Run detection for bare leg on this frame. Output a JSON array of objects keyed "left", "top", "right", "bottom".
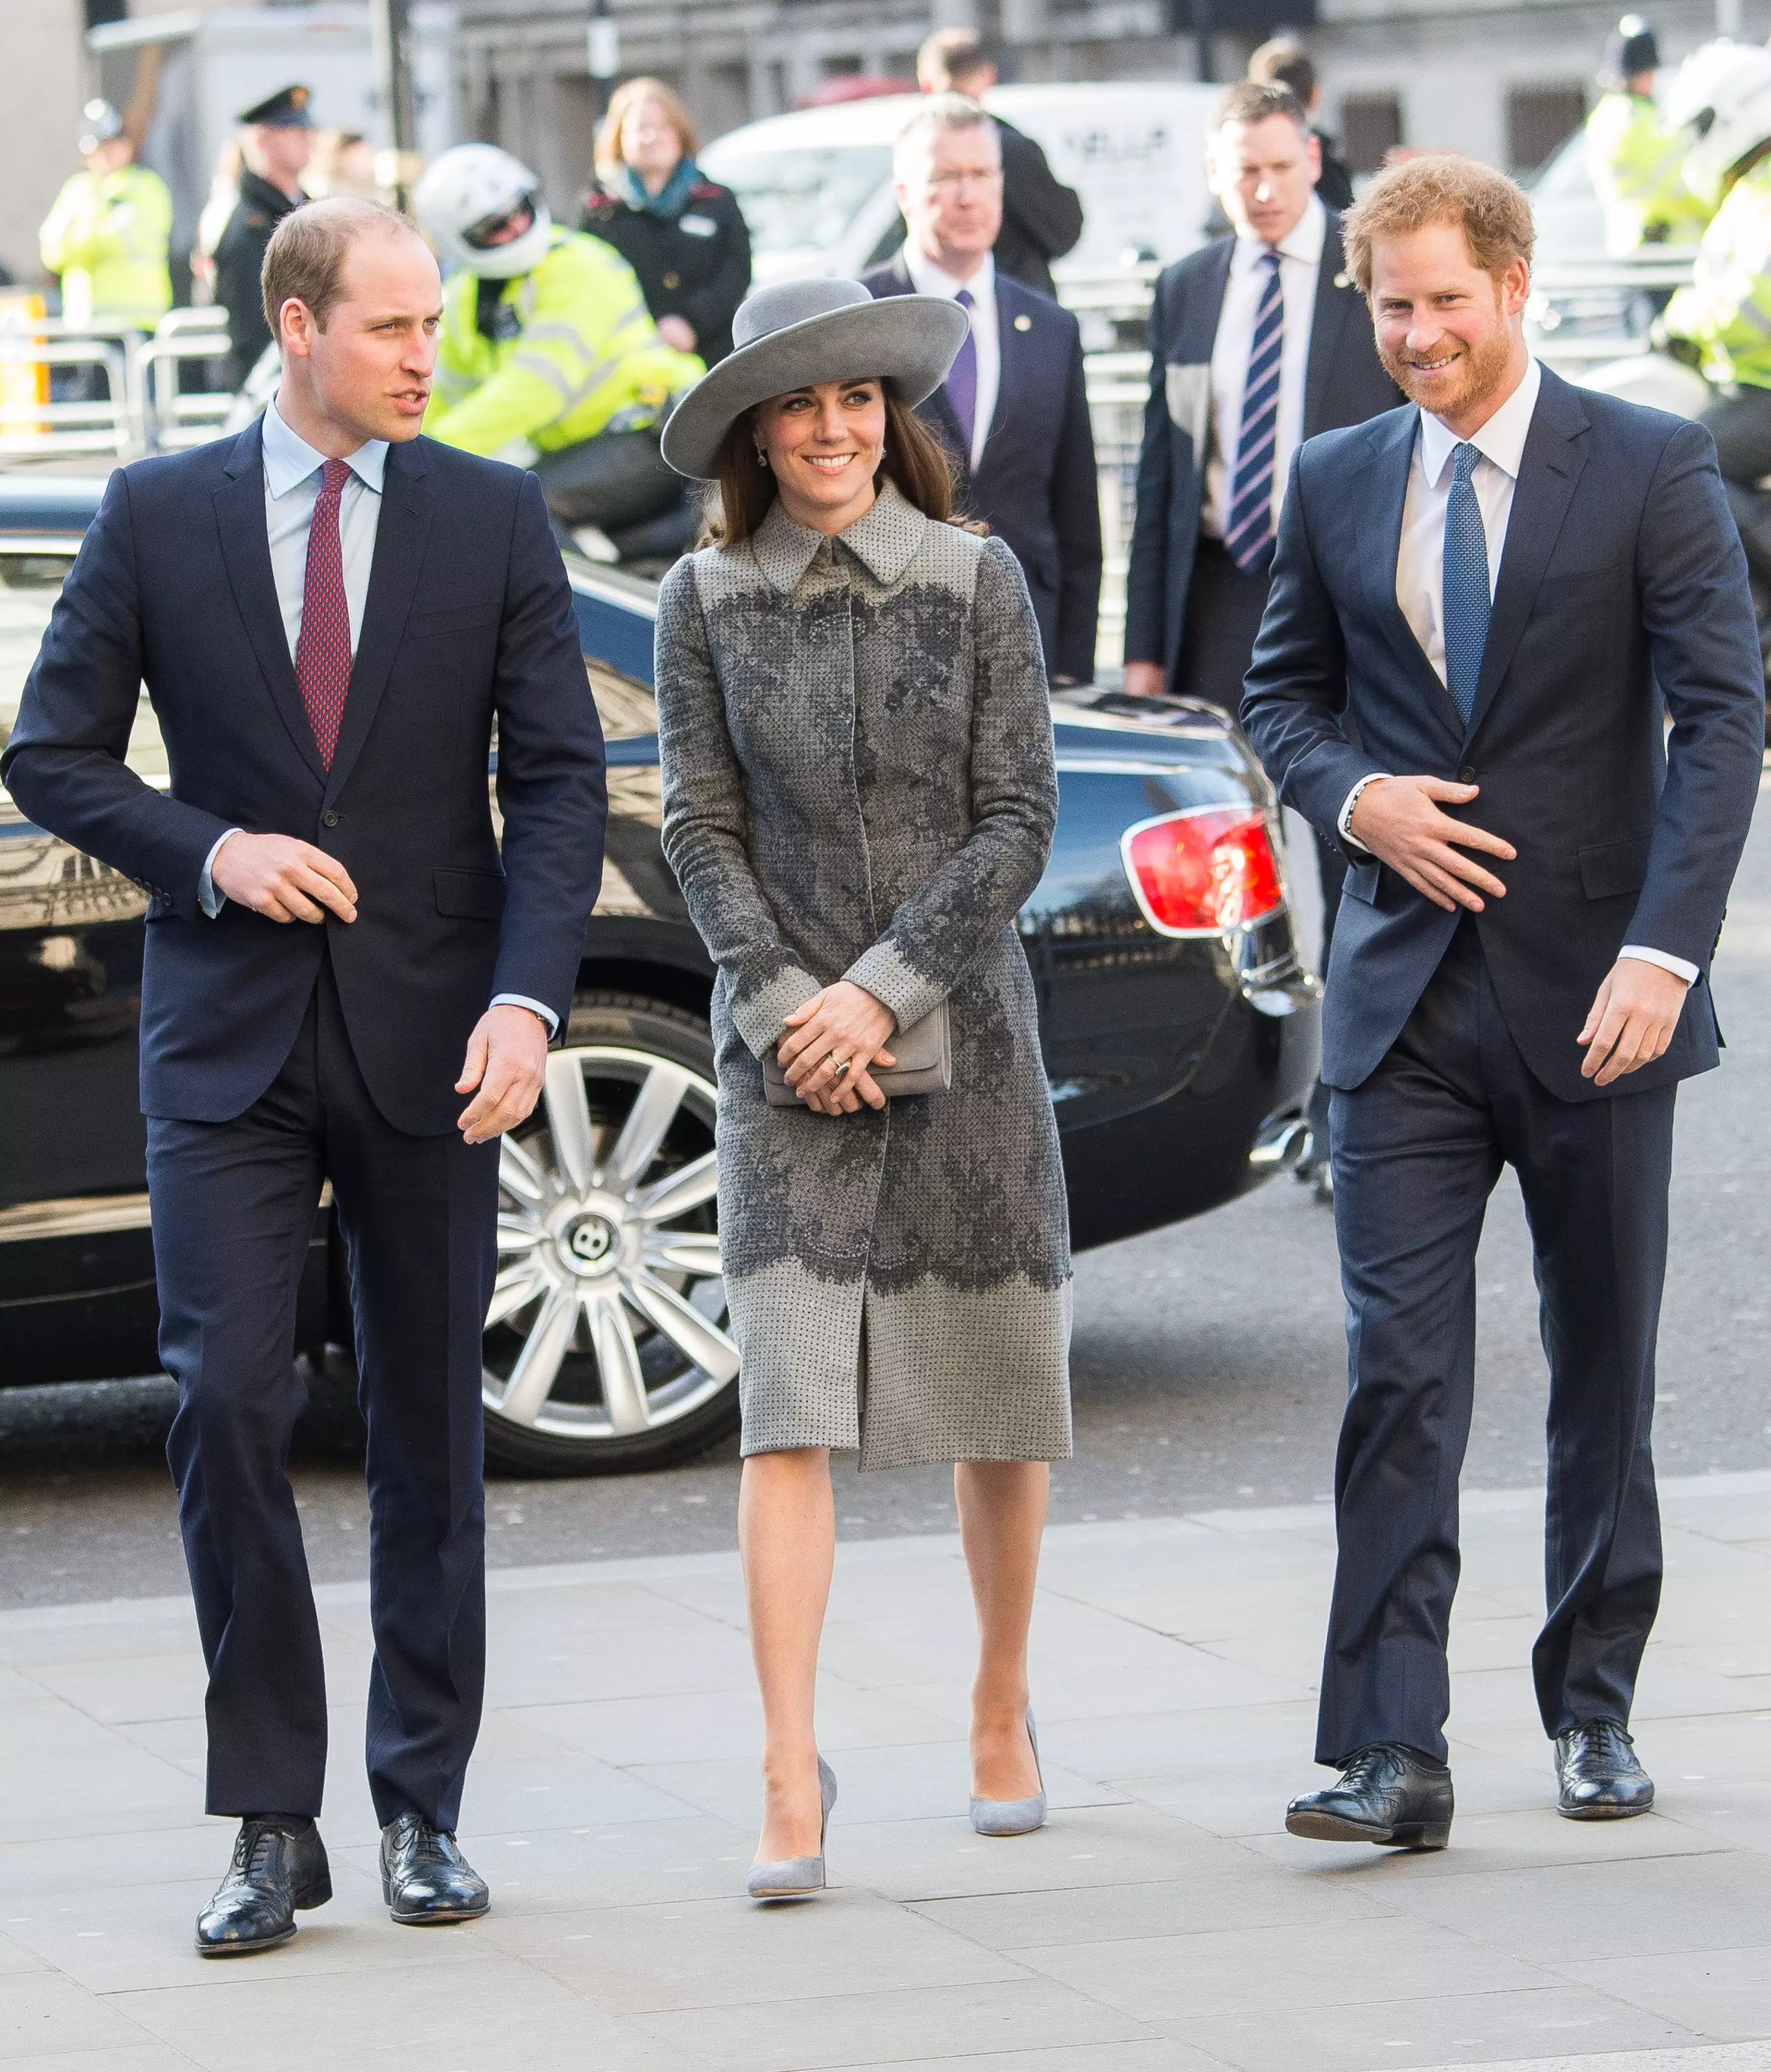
[
  {"left": 955, "top": 1460, "right": 1049, "bottom": 1800},
  {"left": 738, "top": 1446, "right": 835, "bottom": 1862}
]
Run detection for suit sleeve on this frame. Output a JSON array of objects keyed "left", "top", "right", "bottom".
[
  {"left": 1624, "top": 419, "right": 1765, "bottom": 972},
  {"left": 1051, "top": 319, "right": 1102, "bottom": 683},
  {"left": 488, "top": 470, "right": 608, "bottom": 1023},
  {"left": 655, "top": 555, "right": 825, "bottom": 1059},
  {"left": 1239, "top": 447, "right": 1381, "bottom": 841},
  {"left": 0, "top": 468, "right": 235, "bottom": 922},
  {"left": 843, "top": 539, "right": 1055, "bottom": 1030},
  {"left": 1122, "top": 274, "right": 1176, "bottom": 667},
  {"left": 998, "top": 124, "right": 1084, "bottom": 266}
]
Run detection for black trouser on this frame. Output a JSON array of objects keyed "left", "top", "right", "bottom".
[
  {"left": 532, "top": 426, "right": 689, "bottom": 558},
  {"left": 1319, "top": 921, "right": 1674, "bottom": 1767},
  {"left": 1180, "top": 535, "right": 1344, "bottom": 1158},
  {"left": 1701, "top": 385, "right": 1771, "bottom": 589},
  {"left": 147, "top": 955, "right": 499, "bottom": 1828}
]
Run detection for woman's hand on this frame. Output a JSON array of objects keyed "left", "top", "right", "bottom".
[{"left": 778, "top": 982, "right": 897, "bottom": 1114}]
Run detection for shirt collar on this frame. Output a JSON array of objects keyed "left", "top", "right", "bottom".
[
  {"left": 261, "top": 395, "right": 388, "bottom": 500},
  {"left": 749, "top": 479, "right": 930, "bottom": 593},
  {"left": 1234, "top": 192, "right": 1326, "bottom": 270},
  {"left": 1417, "top": 354, "right": 1542, "bottom": 488},
  {"left": 901, "top": 244, "right": 995, "bottom": 307}
]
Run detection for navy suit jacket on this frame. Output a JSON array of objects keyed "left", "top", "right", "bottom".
[
  {"left": 1124, "top": 214, "right": 1401, "bottom": 678},
  {"left": 1241, "top": 365, "right": 1764, "bottom": 1104},
  {"left": 863, "top": 256, "right": 1102, "bottom": 683},
  {"left": 2, "top": 421, "right": 608, "bottom": 1135}
]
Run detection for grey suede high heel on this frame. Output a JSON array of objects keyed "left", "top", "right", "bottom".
[
  {"left": 970, "top": 1709, "right": 1047, "bottom": 1836},
  {"left": 747, "top": 1755, "right": 838, "bottom": 1899}
]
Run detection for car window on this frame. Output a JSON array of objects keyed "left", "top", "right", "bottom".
[
  {"left": 0, "top": 557, "right": 167, "bottom": 791},
  {"left": 703, "top": 145, "right": 894, "bottom": 258},
  {"left": 1529, "top": 131, "right": 1595, "bottom": 202}
]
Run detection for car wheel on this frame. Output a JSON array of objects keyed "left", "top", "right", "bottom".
[{"left": 481, "top": 990, "right": 737, "bottom": 1476}]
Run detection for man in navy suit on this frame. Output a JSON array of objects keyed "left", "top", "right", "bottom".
[
  {"left": 1242, "top": 157, "right": 1763, "bottom": 1846},
  {"left": 3, "top": 198, "right": 606, "bottom": 1950},
  {"left": 863, "top": 95, "right": 1101, "bottom": 686}
]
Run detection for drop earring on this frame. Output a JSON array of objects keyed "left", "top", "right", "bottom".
[{"left": 755, "top": 446, "right": 768, "bottom": 468}]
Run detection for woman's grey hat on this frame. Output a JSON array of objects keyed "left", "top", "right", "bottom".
[{"left": 659, "top": 277, "right": 970, "bottom": 481}]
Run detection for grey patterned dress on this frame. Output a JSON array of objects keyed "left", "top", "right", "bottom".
[{"left": 654, "top": 482, "right": 1072, "bottom": 1470}]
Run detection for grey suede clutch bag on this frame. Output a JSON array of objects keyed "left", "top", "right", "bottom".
[{"left": 762, "top": 1000, "right": 952, "bottom": 1107}]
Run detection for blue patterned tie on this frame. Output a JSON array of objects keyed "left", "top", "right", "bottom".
[
  {"left": 1442, "top": 441, "right": 1491, "bottom": 725},
  {"left": 1224, "top": 250, "right": 1283, "bottom": 572}
]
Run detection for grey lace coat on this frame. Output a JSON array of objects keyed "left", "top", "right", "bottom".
[{"left": 654, "top": 483, "right": 1072, "bottom": 1469}]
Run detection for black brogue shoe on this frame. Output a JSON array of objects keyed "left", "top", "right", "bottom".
[
  {"left": 194, "top": 1819, "right": 331, "bottom": 1956},
  {"left": 380, "top": 1810, "right": 490, "bottom": 1925},
  {"left": 1556, "top": 1718, "right": 1655, "bottom": 1819},
  {"left": 1285, "top": 1742, "right": 1454, "bottom": 1849}
]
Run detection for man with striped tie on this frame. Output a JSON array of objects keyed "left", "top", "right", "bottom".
[
  {"left": 1241, "top": 157, "right": 1763, "bottom": 1846},
  {"left": 2, "top": 197, "right": 606, "bottom": 1951}
]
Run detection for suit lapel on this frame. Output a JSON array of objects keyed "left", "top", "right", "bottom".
[
  {"left": 213, "top": 418, "right": 328, "bottom": 786},
  {"left": 1464, "top": 367, "right": 1589, "bottom": 740},
  {"left": 982, "top": 278, "right": 1032, "bottom": 458},
  {"left": 323, "top": 439, "right": 434, "bottom": 805},
  {"left": 1355, "top": 409, "right": 1468, "bottom": 745},
  {"left": 1302, "top": 216, "right": 1355, "bottom": 437},
  {"left": 1179, "top": 238, "right": 1234, "bottom": 363}
]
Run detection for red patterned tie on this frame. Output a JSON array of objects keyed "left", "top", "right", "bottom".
[{"left": 295, "top": 457, "right": 354, "bottom": 769}]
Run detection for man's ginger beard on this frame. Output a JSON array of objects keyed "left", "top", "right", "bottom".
[{"left": 1377, "top": 276, "right": 1517, "bottom": 422}]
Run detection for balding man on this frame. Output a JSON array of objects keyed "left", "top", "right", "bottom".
[{"left": 3, "top": 198, "right": 607, "bottom": 1954}]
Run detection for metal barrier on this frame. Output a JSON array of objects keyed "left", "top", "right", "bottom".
[
  {"left": 138, "top": 310, "right": 234, "bottom": 452},
  {"left": 0, "top": 309, "right": 233, "bottom": 463}
]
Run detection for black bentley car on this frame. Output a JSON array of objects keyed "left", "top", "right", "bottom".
[{"left": 0, "top": 474, "right": 1319, "bottom": 1475}]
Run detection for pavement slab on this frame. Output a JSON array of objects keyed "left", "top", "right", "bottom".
[{"left": 3, "top": 1475, "right": 1769, "bottom": 2071}]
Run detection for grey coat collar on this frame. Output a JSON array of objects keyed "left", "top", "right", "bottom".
[{"left": 749, "top": 481, "right": 930, "bottom": 594}]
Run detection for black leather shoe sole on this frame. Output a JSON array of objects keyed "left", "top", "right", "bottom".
[
  {"left": 193, "top": 1874, "right": 332, "bottom": 1957},
  {"left": 1285, "top": 1807, "right": 1451, "bottom": 1849},
  {"left": 1558, "top": 1791, "right": 1654, "bottom": 1821}
]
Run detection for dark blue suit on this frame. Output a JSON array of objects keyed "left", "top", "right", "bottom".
[
  {"left": 3, "top": 423, "right": 606, "bottom": 1826},
  {"left": 863, "top": 256, "right": 1101, "bottom": 683},
  {"left": 1242, "top": 366, "right": 1763, "bottom": 1765}
]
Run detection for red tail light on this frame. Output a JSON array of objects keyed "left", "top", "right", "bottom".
[{"left": 1120, "top": 806, "right": 1287, "bottom": 937}]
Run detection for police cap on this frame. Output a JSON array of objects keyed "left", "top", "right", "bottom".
[
  {"left": 77, "top": 99, "right": 123, "bottom": 153},
  {"left": 238, "top": 83, "right": 314, "bottom": 128},
  {"left": 1603, "top": 15, "right": 1660, "bottom": 82}
]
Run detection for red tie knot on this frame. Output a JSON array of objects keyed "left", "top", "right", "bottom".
[{"left": 318, "top": 457, "right": 352, "bottom": 503}]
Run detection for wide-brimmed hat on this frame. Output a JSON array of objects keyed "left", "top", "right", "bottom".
[{"left": 660, "top": 277, "right": 970, "bottom": 481}]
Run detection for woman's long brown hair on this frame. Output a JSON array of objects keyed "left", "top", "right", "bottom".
[{"left": 698, "top": 381, "right": 970, "bottom": 549}]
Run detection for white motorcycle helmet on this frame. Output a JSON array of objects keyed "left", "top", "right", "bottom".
[
  {"left": 1665, "top": 40, "right": 1771, "bottom": 210},
  {"left": 413, "top": 144, "right": 553, "bottom": 278}
]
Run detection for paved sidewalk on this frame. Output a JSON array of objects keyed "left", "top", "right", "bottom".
[{"left": 3, "top": 1472, "right": 1770, "bottom": 2072}]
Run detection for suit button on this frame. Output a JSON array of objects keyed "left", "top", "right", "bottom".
[
  {"left": 1457, "top": 767, "right": 1477, "bottom": 784},
  {"left": 322, "top": 810, "right": 340, "bottom": 827}
]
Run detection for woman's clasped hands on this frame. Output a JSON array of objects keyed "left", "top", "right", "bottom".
[{"left": 778, "top": 982, "right": 897, "bottom": 1113}]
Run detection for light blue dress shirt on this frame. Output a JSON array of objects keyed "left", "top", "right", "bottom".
[{"left": 200, "top": 397, "right": 557, "bottom": 1033}]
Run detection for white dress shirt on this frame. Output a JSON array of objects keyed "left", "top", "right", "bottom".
[
  {"left": 1203, "top": 193, "right": 1325, "bottom": 541},
  {"left": 1343, "top": 354, "right": 1695, "bottom": 986},
  {"left": 202, "top": 397, "right": 557, "bottom": 1028},
  {"left": 901, "top": 244, "right": 999, "bottom": 473}
]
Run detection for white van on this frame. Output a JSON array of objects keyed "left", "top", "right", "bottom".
[{"left": 700, "top": 82, "right": 1222, "bottom": 287}]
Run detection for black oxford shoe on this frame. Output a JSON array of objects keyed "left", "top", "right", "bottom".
[
  {"left": 1285, "top": 1743, "right": 1454, "bottom": 1849},
  {"left": 1557, "top": 1718, "right": 1655, "bottom": 1819},
  {"left": 380, "top": 1811, "right": 489, "bottom": 1925},
  {"left": 195, "top": 1820, "right": 331, "bottom": 1957}
]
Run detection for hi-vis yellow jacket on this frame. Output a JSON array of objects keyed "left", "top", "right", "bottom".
[
  {"left": 424, "top": 227, "right": 702, "bottom": 457},
  {"left": 1585, "top": 90, "right": 1712, "bottom": 256},
  {"left": 1664, "top": 153, "right": 1771, "bottom": 387},
  {"left": 38, "top": 162, "right": 173, "bottom": 330}
]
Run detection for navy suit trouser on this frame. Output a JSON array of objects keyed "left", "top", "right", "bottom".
[
  {"left": 1319, "top": 920, "right": 1674, "bottom": 1767},
  {"left": 147, "top": 952, "right": 499, "bottom": 1828}
]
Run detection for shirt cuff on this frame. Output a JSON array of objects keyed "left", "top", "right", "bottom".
[
  {"left": 1618, "top": 946, "right": 1698, "bottom": 986},
  {"left": 1337, "top": 775, "right": 1392, "bottom": 856},
  {"left": 492, "top": 992, "right": 559, "bottom": 1037},
  {"left": 198, "top": 829, "right": 244, "bottom": 919}
]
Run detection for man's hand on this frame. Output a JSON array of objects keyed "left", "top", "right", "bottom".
[
  {"left": 211, "top": 832, "right": 358, "bottom": 924},
  {"left": 1348, "top": 776, "right": 1518, "bottom": 912},
  {"left": 1121, "top": 661, "right": 1167, "bottom": 701},
  {"left": 456, "top": 1004, "right": 550, "bottom": 1144},
  {"left": 1578, "top": 959, "right": 1690, "bottom": 1085}
]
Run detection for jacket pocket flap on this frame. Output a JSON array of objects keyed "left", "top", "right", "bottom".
[
  {"left": 434, "top": 867, "right": 507, "bottom": 919},
  {"left": 1578, "top": 835, "right": 1651, "bottom": 902},
  {"left": 409, "top": 601, "right": 501, "bottom": 636},
  {"left": 1342, "top": 858, "right": 1380, "bottom": 905}
]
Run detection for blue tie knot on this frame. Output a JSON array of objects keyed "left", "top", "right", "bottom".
[{"left": 1451, "top": 441, "right": 1480, "bottom": 486}]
